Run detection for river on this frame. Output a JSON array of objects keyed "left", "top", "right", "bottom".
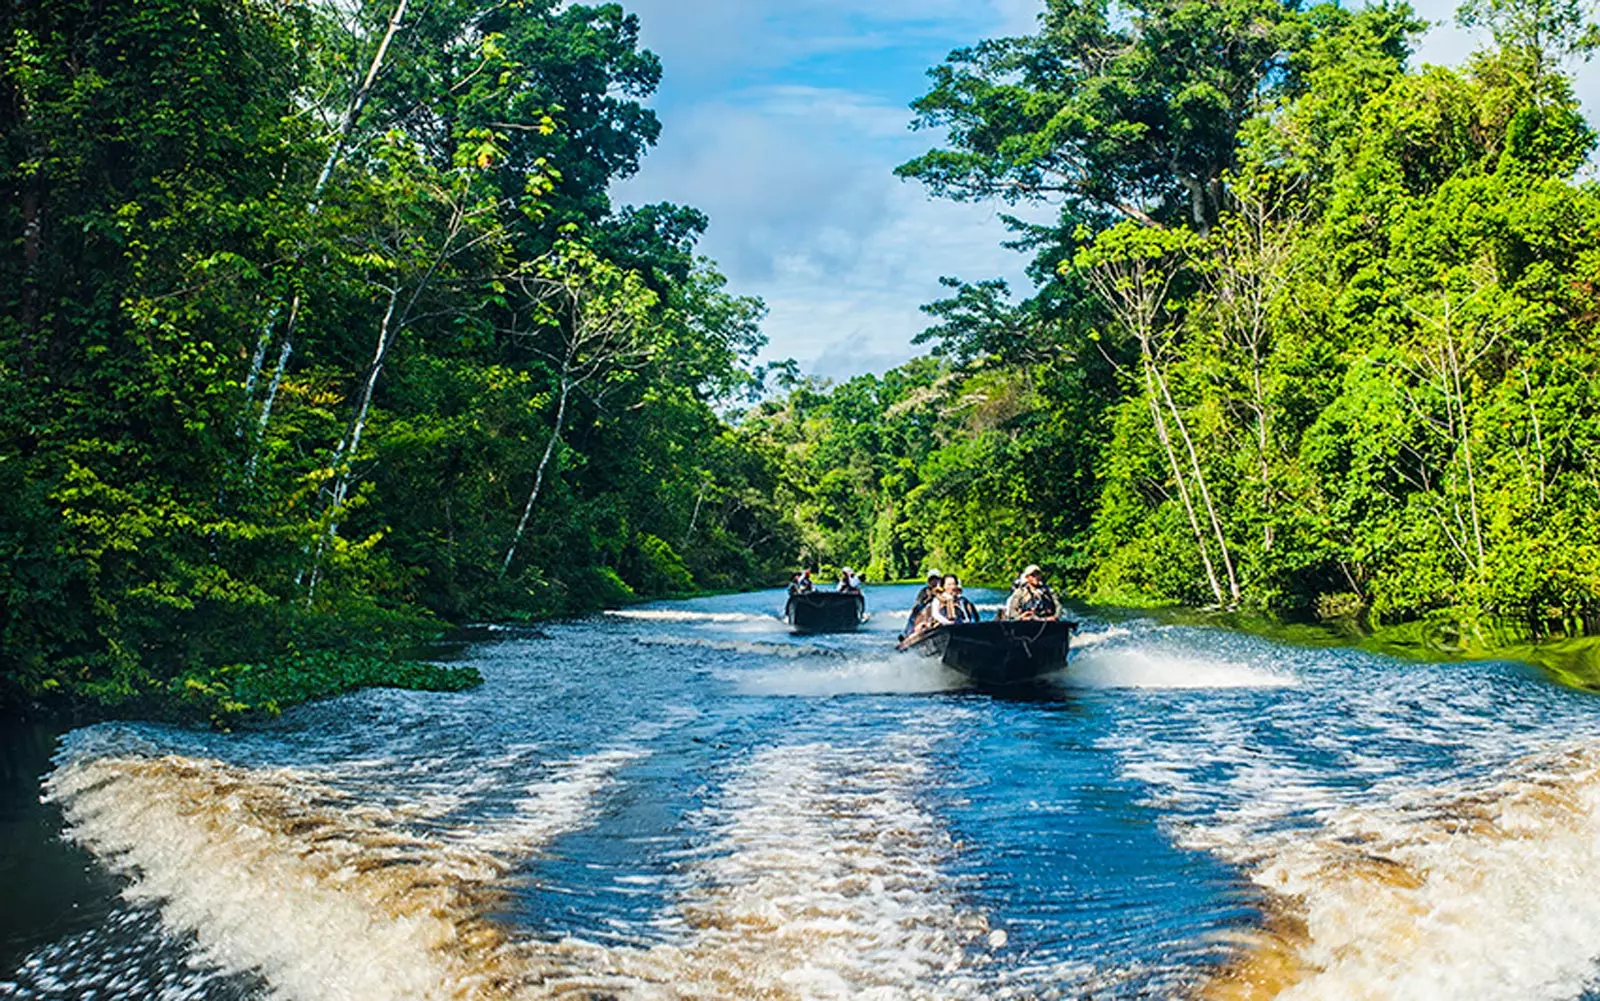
[{"left": 6, "top": 583, "right": 1600, "bottom": 1000}]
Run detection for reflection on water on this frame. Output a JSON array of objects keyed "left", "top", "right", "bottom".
[
  {"left": 6, "top": 585, "right": 1600, "bottom": 1000},
  {"left": 0, "top": 723, "right": 118, "bottom": 976}
]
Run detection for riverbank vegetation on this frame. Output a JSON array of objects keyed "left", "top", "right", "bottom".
[
  {"left": 757, "top": 0, "right": 1600, "bottom": 637},
  {"left": 0, "top": 0, "right": 796, "bottom": 719},
  {"left": 5, "top": 0, "right": 1600, "bottom": 722}
]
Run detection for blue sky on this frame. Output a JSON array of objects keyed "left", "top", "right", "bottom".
[{"left": 610, "top": 1, "right": 1600, "bottom": 381}]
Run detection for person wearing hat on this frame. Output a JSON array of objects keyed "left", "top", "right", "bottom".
[
  {"left": 930, "top": 573, "right": 980, "bottom": 626},
  {"left": 1003, "top": 564, "right": 1059, "bottom": 621},
  {"left": 837, "top": 567, "right": 862, "bottom": 593},
  {"left": 902, "top": 569, "right": 944, "bottom": 638}
]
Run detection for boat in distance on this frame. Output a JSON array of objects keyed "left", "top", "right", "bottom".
[
  {"left": 784, "top": 590, "right": 866, "bottom": 633},
  {"left": 898, "top": 619, "right": 1076, "bottom": 687}
]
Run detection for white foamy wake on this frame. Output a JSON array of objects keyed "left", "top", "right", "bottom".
[
  {"left": 325, "top": 746, "right": 546, "bottom": 828},
  {"left": 457, "top": 747, "right": 646, "bottom": 857},
  {"left": 660, "top": 728, "right": 992, "bottom": 998},
  {"left": 1199, "top": 745, "right": 1600, "bottom": 1001},
  {"left": 726, "top": 656, "right": 965, "bottom": 696},
  {"left": 632, "top": 635, "right": 842, "bottom": 659},
  {"left": 604, "top": 609, "right": 782, "bottom": 625},
  {"left": 1070, "top": 645, "right": 1297, "bottom": 690},
  {"left": 46, "top": 755, "right": 505, "bottom": 1001},
  {"left": 1071, "top": 625, "right": 1132, "bottom": 648},
  {"left": 400, "top": 718, "right": 1015, "bottom": 1000},
  {"left": 43, "top": 738, "right": 653, "bottom": 1001}
]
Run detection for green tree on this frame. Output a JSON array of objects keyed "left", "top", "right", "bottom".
[{"left": 898, "top": 0, "right": 1325, "bottom": 236}]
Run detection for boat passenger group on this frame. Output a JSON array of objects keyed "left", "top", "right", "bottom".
[
  {"left": 786, "top": 564, "right": 1060, "bottom": 639},
  {"left": 902, "top": 564, "right": 1059, "bottom": 640},
  {"left": 786, "top": 567, "right": 863, "bottom": 595}
]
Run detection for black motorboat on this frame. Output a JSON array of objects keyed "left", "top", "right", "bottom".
[
  {"left": 898, "top": 619, "right": 1076, "bottom": 687},
  {"left": 784, "top": 590, "right": 866, "bottom": 633}
]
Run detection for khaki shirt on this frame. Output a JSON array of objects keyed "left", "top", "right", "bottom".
[{"left": 1004, "top": 583, "right": 1058, "bottom": 620}]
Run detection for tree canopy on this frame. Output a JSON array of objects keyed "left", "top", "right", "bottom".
[
  {"left": 0, "top": 0, "right": 797, "bottom": 719},
  {"left": 763, "top": 0, "right": 1600, "bottom": 636}
]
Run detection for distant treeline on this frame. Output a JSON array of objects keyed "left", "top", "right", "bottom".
[
  {"left": 751, "top": 0, "right": 1600, "bottom": 632},
  {"left": 0, "top": 0, "right": 798, "bottom": 717}
]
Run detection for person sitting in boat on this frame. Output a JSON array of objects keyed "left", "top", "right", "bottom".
[
  {"left": 837, "top": 567, "right": 863, "bottom": 593},
  {"left": 788, "top": 570, "right": 814, "bottom": 595},
  {"left": 930, "top": 574, "right": 980, "bottom": 626},
  {"left": 1003, "top": 564, "right": 1058, "bottom": 621},
  {"left": 901, "top": 569, "right": 943, "bottom": 638}
]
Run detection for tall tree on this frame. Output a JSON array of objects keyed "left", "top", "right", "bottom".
[
  {"left": 898, "top": 0, "right": 1320, "bottom": 237},
  {"left": 1457, "top": 0, "right": 1600, "bottom": 102},
  {"left": 500, "top": 242, "right": 659, "bottom": 574}
]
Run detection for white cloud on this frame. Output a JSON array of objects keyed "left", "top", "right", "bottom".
[
  {"left": 614, "top": 79, "right": 1041, "bottom": 372},
  {"left": 612, "top": 0, "right": 1600, "bottom": 377},
  {"left": 619, "top": 0, "right": 1044, "bottom": 85},
  {"left": 744, "top": 185, "right": 1042, "bottom": 370}
]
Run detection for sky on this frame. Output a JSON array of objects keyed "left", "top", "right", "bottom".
[{"left": 609, "top": 1, "right": 1600, "bottom": 381}]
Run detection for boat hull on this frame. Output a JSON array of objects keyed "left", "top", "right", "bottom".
[
  {"left": 899, "top": 620, "right": 1075, "bottom": 687},
  {"left": 784, "top": 591, "right": 865, "bottom": 633}
]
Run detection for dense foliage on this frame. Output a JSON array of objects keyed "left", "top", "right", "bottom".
[
  {"left": 762, "top": 0, "right": 1600, "bottom": 633},
  {"left": 0, "top": 0, "right": 797, "bottom": 718},
  {"left": 6, "top": 0, "right": 1600, "bottom": 720}
]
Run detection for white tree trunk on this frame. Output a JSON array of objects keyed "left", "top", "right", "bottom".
[
  {"left": 311, "top": 0, "right": 412, "bottom": 204},
  {"left": 1155, "top": 362, "right": 1241, "bottom": 604},
  {"left": 1523, "top": 367, "right": 1547, "bottom": 504},
  {"left": 1142, "top": 352, "right": 1225, "bottom": 606},
  {"left": 1444, "top": 332, "right": 1486, "bottom": 573},
  {"left": 502, "top": 382, "right": 571, "bottom": 574},
  {"left": 239, "top": 0, "right": 412, "bottom": 476},
  {"left": 683, "top": 480, "right": 707, "bottom": 548},
  {"left": 245, "top": 301, "right": 298, "bottom": 481},
  {"left": 326, "top": 287, "right": 402, "bottom": 516}
]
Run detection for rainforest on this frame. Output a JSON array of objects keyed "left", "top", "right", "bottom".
[{"left": 4, "top": 0, "right": 1600, "bottom": 724}]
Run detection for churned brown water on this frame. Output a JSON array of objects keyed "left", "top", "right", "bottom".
[{"left": 7, "top": 585, "right": 1600, "bottom": 1000}]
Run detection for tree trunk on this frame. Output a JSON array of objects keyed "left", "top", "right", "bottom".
[
  {"left": 502, "top": 381, "right": 571, "bottom": 575},
  {"left": 245, "top": 294, "right": 299, "bottom": 481},
  {"left": 1142, "top": 351, "right": 1225, "bottom": 605},
  {"left": 310, "top": 204, "right": 466, "bottom": 581},
  {"left": 1523, "top": 367, "right": 1547, "bottom": 505},
  {"left": 1445, "top": 333, "right": 1485, "bottom": 574},
  {"left": 325, "top": 287, "right": 402, "bottom": 515},
  {"left": 240, "top": 0, "right": 413, "bottom": 469},
  {"left": 1246, "top": 316, "right": 1275, "bottom": 553},
  {"left": 240, "top": 311, "right": 276, "bottom": 414},
  {"left": 311, "top": 0, "right": 412, "bottom": 203},
  {"left": 683, "top": 480, "right": 707, "bottom": 549},
  {"left": 1154, "top": 359, "right": 1241, "bottom": 604},
  {"left": 1180, "top": 175, "right": 1213, "bottom": 238}
]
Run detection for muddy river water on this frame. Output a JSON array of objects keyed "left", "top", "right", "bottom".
[{"left": 6, "top": 584, "right": 1600, "bottom": 1000}]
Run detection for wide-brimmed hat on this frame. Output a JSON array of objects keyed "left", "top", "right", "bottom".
[
  {"left": 926, "top": 569, "right": 942, "bottom": 579},
  {"left": 1022, "top": 564, "right": 1043, "bottom": 578}
]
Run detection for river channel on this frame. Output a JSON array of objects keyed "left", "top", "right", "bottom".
[{"left": 7, "top": 583, "right": 1600, "bottom": 1000}]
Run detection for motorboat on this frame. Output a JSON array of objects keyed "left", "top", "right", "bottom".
[
  {"left": 897, "top": 619, "right": 1076, "bottom": 687},
  {"left": 784, "top": 590, "right": 866, "bottom": 633}
]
